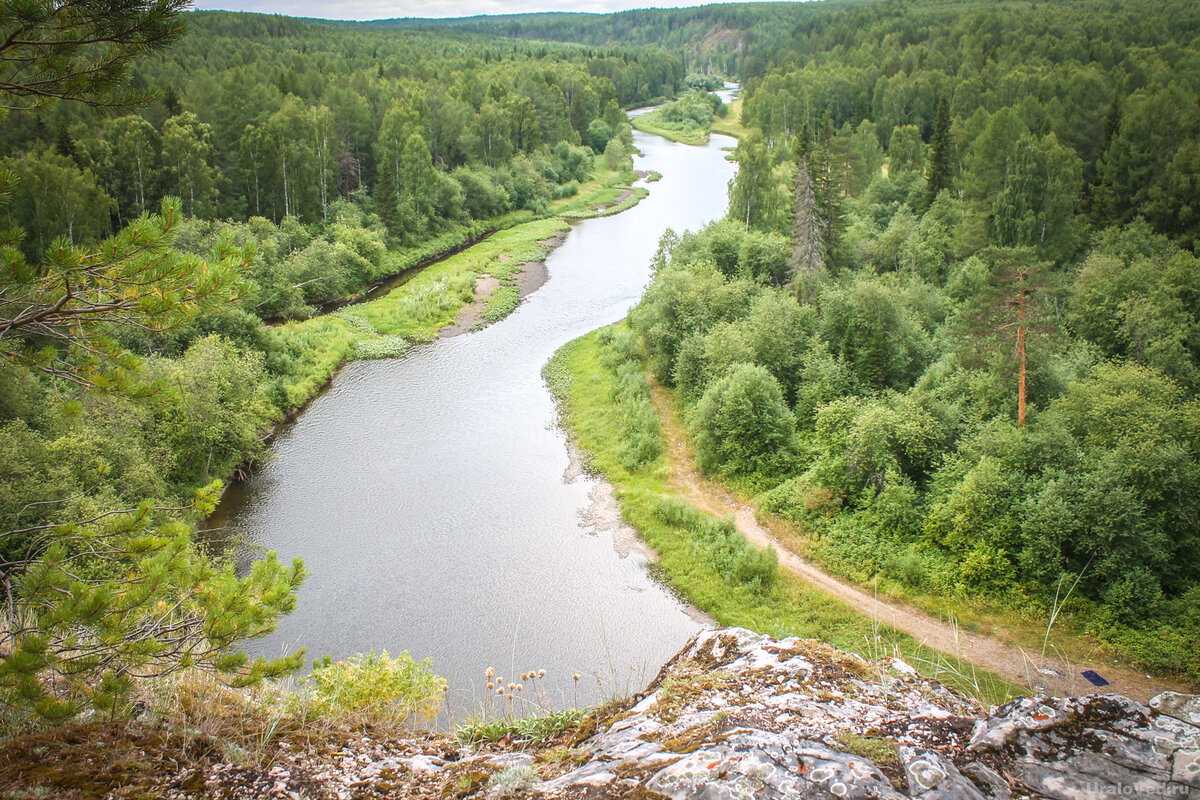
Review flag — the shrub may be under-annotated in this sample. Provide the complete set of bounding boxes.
[298,650,444,727]
[691,364,797,481]
[652,497,778,593]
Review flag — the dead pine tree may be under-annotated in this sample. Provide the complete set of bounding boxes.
[789,153,827,302]
[1000,266,1032,427]
[961,248,1057,428]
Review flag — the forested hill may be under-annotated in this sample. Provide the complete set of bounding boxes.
[0,10,683,318]
[361,2,869,77]
[625,0,1200,682]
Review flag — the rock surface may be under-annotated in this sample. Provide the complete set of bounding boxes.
[18,628,1190,798]
[534,628,1200,800]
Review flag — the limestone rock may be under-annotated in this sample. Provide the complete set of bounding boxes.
[536,628,1200,800]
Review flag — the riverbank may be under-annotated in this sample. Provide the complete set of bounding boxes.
[255,165,650,424]
[543,325,1020,706]
[630,109,710,145]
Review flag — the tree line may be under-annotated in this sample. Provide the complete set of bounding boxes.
[0,11,679,317]
[635,0,1200,679]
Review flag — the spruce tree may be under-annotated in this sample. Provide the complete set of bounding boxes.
[926,92,955,206]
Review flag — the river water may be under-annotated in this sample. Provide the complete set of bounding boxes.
[207,112,738,717]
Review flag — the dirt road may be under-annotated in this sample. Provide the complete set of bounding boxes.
[647,379,1188,703]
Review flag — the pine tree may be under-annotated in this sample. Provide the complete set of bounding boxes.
[789,153,826,301]
[926,92,954,205]
[0,1,307,724]
[1088,91,1122,221]
[0,0,190,112]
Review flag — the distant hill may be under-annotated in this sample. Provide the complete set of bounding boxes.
[359,2,877,77]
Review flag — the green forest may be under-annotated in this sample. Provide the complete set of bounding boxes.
[2,0,1200,754]
[628,0,1200,678]
[0,2,684,727]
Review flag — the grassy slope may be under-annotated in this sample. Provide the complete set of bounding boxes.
[544,327,1021,706]
[711,96,747,139]
[631,109,710,145]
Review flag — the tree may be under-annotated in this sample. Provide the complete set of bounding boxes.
[1,494,305,722]
[691,363,797,480]
[789,153,826,299]
[161,112,218,218]
[956,248,1057,427]
[729,130,774,228]
[887,124,926,175]
[111,115,160,219]
[0,0,189,112]
[1,149,114,257]
[925,92,954,205]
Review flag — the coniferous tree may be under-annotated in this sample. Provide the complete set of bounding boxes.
[789,153,826,301]
[925,92,954,205]
[1085,91,1121,212]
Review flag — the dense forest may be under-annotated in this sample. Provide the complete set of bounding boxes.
[0,4,687,726]
[4,0,1200,739]
[0,11,687,315]
[367,2,849,77]
[630,0,1200,677]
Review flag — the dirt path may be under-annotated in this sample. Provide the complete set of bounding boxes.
[647,378,1189,703]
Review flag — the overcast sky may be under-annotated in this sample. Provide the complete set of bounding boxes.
[191,0,735,21]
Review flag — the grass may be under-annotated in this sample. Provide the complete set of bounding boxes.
[456,708,587,747]
[631,109,710,145]
[711,96,748,139]
[544,326,1022,707]
[355,217,568,341]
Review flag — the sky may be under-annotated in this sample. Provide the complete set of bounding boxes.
[190,0,742,22]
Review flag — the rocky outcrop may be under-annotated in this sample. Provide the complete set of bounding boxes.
[138,628,1197,799]
[538,628,1200,800]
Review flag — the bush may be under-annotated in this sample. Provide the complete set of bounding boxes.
[299,650,444,727]
[691,364,797,481]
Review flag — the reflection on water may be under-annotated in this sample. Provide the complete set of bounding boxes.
[204,123,738,716]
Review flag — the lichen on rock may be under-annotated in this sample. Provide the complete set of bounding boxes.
[534,628,1200,800]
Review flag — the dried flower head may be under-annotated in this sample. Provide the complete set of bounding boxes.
[538,669,546,678]
[573,674,581,681]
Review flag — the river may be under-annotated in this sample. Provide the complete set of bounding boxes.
[207,106,739,718]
